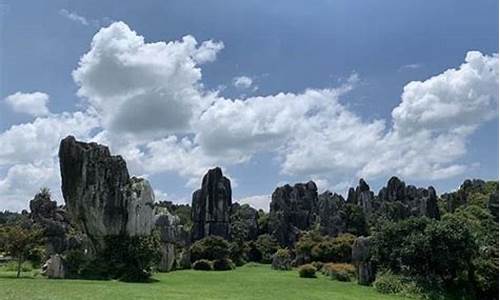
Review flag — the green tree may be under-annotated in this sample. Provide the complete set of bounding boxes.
[0,224,42,278]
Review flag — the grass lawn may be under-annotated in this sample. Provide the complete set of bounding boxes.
[0,263,410,300]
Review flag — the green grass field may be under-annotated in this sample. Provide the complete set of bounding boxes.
[0,264,410,300]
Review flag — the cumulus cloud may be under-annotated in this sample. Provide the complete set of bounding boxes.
[73,22,223,137]
[233,76,254,89]
[0,21,497,211]
[237,194,271,211]
[4,92,50,116]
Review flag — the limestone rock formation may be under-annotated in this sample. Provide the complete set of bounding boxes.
[377,177,440,220]
[42,254,66,279]
[268,181,318,246]
[154,207,181,272]
[352,236,374,285]
[230,203,259,242]
[29,191,71,255]
[59,136,155,252]
[191,167,232,241]
[317,191,346,236]
[347,179,375,216]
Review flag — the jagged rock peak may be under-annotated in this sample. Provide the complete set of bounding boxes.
[191,167,232,241]
[58,136,155,247]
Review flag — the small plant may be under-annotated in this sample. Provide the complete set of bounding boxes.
[311,261,324,271]
[213,258,235,271]
[271,248,292,271]
[373,270,405,294]
[323,263,356,281]
[298,264,317,278]
[192,259,213,271]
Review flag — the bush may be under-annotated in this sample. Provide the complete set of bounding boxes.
[296,231,355,264]
[190,236,231,262]
[213,258,235,271]
[271,248,291,271]
[2,261,33,272]
[373,271,405,294]
[323,263,356,281]
[298,264,317,278]
[192,259,213,271]
[311,261,324,271]
[229,242,246,266]
[255,234,279,264]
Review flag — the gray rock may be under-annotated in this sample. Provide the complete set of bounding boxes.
[42,254,66,279]
[154,207,181,272]
[268,181,318,247]
[191,167,232,241]
[352,236,374,285]
[29,192,71,256]
[317,191,346,236]
[59,136,155,252]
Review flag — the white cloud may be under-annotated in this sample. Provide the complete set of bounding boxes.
[59,9,89,26]
[72,22,223,137]
[237,194,270,211]
[0,21,498,211]
[399,63,422,71]
[233,76,254,89]
[393,51,498,135]
[4,92,50,116]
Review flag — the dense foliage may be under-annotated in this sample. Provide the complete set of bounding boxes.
[296,231,355,264]
[298,264,317,278]
[190,236,231,262]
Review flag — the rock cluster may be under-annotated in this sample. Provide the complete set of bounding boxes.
[268,177,441,246]
[29,191,71,255]
[154,207,181,272]
[59,136,155,252]
[191,167,232,241]
[268,181,318,247]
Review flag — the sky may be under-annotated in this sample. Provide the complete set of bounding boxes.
[0,0,498,212]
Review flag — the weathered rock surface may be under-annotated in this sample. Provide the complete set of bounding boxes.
[352,236,374,285]
[191,167,232,241]
[155,207,182,272]
[230,203,259,242]
[317,191,346,236]
[377,177,440,220]
[59,136,155,251]
[29,192,71,255]
[347,179,375,216]
[42,254,66,279]
[268,181,318,246]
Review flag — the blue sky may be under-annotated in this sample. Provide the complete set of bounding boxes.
[0,0,498,211]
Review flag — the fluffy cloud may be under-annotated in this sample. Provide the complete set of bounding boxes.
[4,92,50,116]
[237,194,270,211]
[233,76,254,89]
[73,22,223,137]
[0,21,498,211]
[393,51,498,135]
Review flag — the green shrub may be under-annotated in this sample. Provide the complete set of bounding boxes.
[323,263,356,281]
[311,261,324,271]
[192,259,213,271]
[373,271,405,294]
[229,242,246,266]
[255,234,279,264]
[298,264,317,278]
[213,258,235,271]
[190,236,230,262]
[271,248,291,270]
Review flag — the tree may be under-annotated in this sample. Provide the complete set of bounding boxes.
[0,224,42,278]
